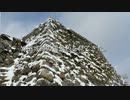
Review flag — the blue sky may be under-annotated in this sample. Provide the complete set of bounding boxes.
[0,12,130,84]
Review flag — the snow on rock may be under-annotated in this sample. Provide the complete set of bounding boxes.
[75,78,85,86]
[53,78,62,86]
[0,17,127,86]
[3,65,15,86]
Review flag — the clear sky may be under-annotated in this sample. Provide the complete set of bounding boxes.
[0,12,130,84]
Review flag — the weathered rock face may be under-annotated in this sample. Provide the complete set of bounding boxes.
[35,78,50,86]
[0,34,24,66]
[37,68,54,81]
[0,34,27,86]
[10,18,127,86]
[0,18,128,86]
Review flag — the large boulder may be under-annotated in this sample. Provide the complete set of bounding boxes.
[38,68,54,82]
[21,66,31,75]
[12,76,19,82]
[25,75,35,82]
[4,56,14,65]
[59,72,65,79]
[14,69,21,76]
[12,37,21,46]
[0,34,11,41]
[21,41,27,46]
[13,52,20,58]
[62,79,74,86]
[35,78,50,86]
[31,63,40,72]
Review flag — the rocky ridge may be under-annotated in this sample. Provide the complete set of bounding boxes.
[0,17,128,86]
[0,34,26,86]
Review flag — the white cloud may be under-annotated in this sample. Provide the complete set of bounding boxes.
[59,12,130,51]
[1,21,36,39]
[59,12,130,60]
